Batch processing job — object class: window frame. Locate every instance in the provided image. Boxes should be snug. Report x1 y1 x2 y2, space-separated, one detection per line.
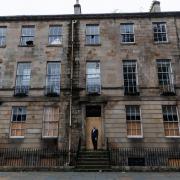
42 106 59 138
126 105 143 138
153 22 168 43
120 23 135 44
45 61 61 96
156 59 175 95
0 26 7 47
15 62 31 96
162 105 180 138
48 25 63 45
10 106 27 138
86 61 101 94
123 60 139 95
85 24 100 45
19 25 35 46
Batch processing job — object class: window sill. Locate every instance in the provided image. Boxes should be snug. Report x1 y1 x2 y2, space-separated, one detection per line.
154 41 170 45
85 44 101 46
18 45 35 47
165 136 180 138
121 42 136 45
127 136 143 139
46 44 62 47
0 45 6 48
10 136 24 139
42 136 58 139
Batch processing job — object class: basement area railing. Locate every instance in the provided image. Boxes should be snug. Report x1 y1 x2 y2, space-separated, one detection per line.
109 147 180 168
0 148 76 168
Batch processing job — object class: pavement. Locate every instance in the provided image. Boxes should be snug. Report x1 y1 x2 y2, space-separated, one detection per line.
0 172 180 180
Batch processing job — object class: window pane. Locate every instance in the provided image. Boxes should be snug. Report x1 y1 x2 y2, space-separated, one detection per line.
153 23 167 42
46 62 61 95
86 25 100 44
0 27 6 46
162 105 179 137
49 26 62 44
20 26 35 45
11 107 26 137
86 62 101 94
121 24 134 43
43 107 59 137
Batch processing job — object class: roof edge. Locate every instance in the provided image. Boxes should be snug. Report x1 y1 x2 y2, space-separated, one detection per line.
0 11 180 21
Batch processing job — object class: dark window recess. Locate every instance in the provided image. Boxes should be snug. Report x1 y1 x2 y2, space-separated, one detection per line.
128 158 145 166
86 106 101 117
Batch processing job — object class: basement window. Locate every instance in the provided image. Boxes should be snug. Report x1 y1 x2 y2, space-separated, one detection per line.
20 25 35 46
162 105 180 137
126 105 142 137
10 107 26 138
48 25 62 45
0 26 7 47
42 107 59 138
85 24 100 45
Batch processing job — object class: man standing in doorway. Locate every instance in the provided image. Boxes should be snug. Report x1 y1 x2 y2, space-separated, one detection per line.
91 127 98 150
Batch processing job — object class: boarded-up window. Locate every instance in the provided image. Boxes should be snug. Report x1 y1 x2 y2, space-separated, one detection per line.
126 105 142 137
42 107 59 138
162 105 179 137
10 107 26 137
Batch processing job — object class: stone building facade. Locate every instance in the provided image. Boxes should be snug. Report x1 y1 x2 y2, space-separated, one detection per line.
0 1 179 150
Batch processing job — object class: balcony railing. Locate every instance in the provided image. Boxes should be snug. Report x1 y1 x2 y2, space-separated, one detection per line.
124 85 139 95
86 75 101 94
160 84 175 96
14 85 30 96
45 85 60 96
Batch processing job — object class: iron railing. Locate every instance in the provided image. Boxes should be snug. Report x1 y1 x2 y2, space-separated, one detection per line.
109 147 180 167
86 75 101 94
159 84 175 96
0 148 76 168
14 85 30 96
124 85 140 95
45 85 60 96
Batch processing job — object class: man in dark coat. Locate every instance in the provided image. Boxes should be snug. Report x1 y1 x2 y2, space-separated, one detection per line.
91 127 98 150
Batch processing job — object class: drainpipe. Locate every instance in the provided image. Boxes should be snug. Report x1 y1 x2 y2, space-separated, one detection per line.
68 19 77 165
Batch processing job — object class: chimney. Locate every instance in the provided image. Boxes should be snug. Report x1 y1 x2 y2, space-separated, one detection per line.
150 1 161 12
74 0 81 14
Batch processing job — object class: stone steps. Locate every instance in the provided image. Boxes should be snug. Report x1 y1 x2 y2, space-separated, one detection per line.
75 150 111 172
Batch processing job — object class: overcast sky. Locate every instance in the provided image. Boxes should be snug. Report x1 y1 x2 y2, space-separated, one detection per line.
0 0 179 16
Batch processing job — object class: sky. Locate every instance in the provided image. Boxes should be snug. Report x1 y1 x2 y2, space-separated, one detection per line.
0 0 179 16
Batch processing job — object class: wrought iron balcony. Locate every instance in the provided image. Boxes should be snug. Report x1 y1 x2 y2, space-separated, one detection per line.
86 76 101 95
14 85 30 96
124 85 140 96
45 85 60 97
160 84 175 96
